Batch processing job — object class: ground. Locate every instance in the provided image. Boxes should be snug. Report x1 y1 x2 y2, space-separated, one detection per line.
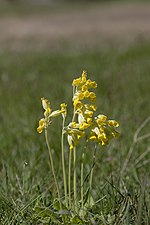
0 2 150 51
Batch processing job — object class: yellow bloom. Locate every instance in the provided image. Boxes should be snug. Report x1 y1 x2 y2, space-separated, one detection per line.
73 99 83 109
84 90 90 98
44 107 51 117
87 117 93 124
37 97 67 134
77 92 85 100
61 103 67 110
72 78 81 86
79 122 90 130
107 120 119 127
68 122 79 128
37 126 44 133
89 92 96 101
86 79 97 89
96 115 107 126
37 118 45 133
82 85 88 92
84 110 93 118
60 103 67 118
91 81 97 89
85 104 97 111
86 79 92 87
66 128 85 149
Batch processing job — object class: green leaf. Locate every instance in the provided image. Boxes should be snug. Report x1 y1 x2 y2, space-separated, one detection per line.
34 206 54 217
53 198 61 211
70 215 84 224
83 188 90 205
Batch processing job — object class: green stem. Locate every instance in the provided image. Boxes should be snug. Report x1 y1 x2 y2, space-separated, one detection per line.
88 145 97 207
45 129 62 209
68 149 72 209
61 117 68 208
73 146 77 211
81 152 84 208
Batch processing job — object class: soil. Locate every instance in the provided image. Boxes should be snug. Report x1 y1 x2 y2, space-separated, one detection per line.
0 2 150 50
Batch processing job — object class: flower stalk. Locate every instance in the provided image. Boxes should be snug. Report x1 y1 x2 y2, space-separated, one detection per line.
73 146 77 212
88 145 97 207
68 149 72 209
45 129 62 209
81 152 85 208
61 116 68 208
37 70 120 220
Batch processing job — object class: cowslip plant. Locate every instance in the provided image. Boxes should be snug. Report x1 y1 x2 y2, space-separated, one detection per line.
36 70 119 224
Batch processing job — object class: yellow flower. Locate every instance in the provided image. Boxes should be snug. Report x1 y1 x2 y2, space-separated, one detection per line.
82 85 88 92
84 90 90 98
96 115 107 126
86 79 92 87
79 122 90 130
73 99 83 109
89 126 108 145
107 120 119 127
44 107 51 117
72 78 81 86
77 92 85 100
91 81 97 89
60 103 67 118
37 126 44 134
87 117 93 124
84 110 93 118
37 97 67 134
37 118 45 133
85 104 97 111
89 92 96 101
66 128 85 149
68 122 79 128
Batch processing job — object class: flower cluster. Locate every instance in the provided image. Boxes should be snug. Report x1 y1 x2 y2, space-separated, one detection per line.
37 97 67 133
89 115 119 146
65 70 119 149
37 71 119 149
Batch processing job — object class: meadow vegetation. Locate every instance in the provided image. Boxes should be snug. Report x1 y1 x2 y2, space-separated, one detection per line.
0 2 150 225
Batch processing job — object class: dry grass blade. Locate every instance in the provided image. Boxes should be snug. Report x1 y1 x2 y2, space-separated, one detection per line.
121 115 150 175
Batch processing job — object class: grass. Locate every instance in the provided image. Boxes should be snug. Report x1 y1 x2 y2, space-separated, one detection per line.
0 40 150 223
0 0 149 17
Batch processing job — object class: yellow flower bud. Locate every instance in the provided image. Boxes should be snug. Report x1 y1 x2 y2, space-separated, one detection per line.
41 97 50 110
81 70 87 83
